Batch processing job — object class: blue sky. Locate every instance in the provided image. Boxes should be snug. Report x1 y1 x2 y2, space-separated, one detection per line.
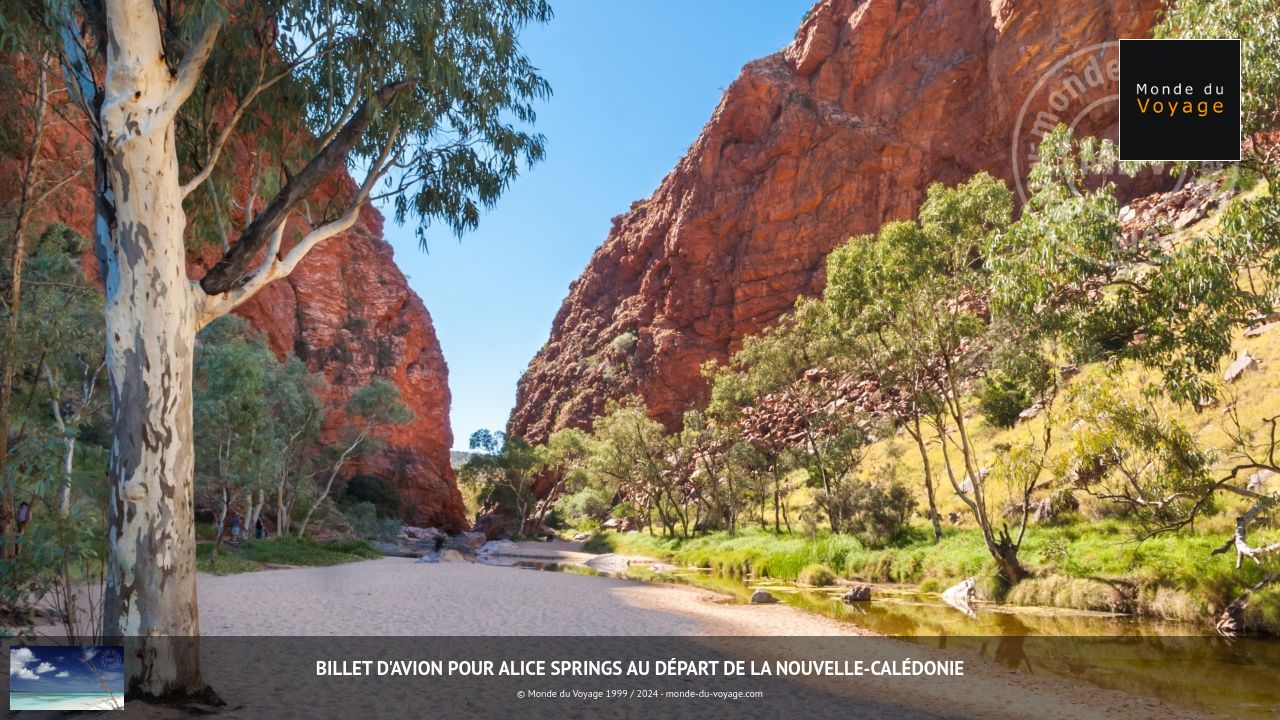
379 1 813 448
9 646 124 694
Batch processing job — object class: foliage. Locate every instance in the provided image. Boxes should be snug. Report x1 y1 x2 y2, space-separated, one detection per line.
340 500 402 541
826 481 917 549
462 430 541 534
797 563 837 587
1057 374 1217 535
1157 0 1280 135
0 225 108 638
976 344 1054 428
558 487 613 528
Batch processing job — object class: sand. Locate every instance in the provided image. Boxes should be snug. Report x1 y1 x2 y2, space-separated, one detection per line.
198 556 856 636
171 555 1217 720
10 551 1217 719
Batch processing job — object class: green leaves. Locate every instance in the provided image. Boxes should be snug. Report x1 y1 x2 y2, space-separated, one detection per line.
993 124 1279 405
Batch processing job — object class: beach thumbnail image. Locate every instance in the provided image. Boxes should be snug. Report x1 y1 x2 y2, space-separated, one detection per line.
9 645 124 711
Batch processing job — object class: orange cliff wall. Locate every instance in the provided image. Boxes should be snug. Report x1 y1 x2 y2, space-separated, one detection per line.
0 63 467 531
510 0 1165 442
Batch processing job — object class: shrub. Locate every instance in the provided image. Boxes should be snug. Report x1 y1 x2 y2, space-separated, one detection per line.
344 475 402 518
342 501 401 540
798 563 837 587
976 351 1053 428
610 331 638 356
827 481 917 549
559 487 613 527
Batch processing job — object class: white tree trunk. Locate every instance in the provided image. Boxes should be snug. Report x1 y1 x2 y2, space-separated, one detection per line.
276 481 290 538
99 0 208 698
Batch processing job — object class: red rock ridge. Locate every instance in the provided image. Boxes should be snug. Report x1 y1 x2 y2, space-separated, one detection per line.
510 0 1164 442
1 60 467 531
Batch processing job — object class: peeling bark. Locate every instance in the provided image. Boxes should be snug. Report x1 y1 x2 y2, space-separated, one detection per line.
97 0 211 700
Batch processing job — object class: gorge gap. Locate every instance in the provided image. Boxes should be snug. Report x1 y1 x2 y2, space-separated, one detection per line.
510 0 1166 443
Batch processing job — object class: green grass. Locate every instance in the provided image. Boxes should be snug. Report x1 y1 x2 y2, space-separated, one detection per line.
196 537 380 575
797 563 837 587
588 522 1278 628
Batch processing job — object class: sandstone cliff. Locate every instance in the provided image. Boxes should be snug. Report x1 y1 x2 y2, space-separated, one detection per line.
511 0 1165 441
1 62 467 531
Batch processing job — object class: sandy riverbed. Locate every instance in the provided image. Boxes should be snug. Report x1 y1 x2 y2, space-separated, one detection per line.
163 555 1213 720
198 556 859 636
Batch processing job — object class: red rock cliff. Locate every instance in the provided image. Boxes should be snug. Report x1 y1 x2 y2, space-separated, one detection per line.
1 62 467 531
510 0 1164 442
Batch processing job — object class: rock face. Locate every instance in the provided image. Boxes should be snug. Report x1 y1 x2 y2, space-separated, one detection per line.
510 0 1164 441
214 201 467 531
0 59 466 531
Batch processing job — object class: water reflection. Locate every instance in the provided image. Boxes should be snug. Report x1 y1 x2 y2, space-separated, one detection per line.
475 555 1280 719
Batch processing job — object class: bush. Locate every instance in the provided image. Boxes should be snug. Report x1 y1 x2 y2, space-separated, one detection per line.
342 501 401 540
976 352 1053 428
610 331 638 356
559 487 613 527
344 475 401 518
611 500 641 522
797 563 837 586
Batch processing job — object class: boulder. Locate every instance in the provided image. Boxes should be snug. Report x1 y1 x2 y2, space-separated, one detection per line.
841 584 872 603
571 532 592 543
1244 321 1280 338
400 525 445 542
1224 351 1257 383
941 577 978 618
450 531 487 551
476 539 519 556
470 511 508 540
750 589 778 605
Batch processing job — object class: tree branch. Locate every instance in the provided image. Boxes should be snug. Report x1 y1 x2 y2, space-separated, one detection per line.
195 123 401 328
198 79 415 295
168 19 222 110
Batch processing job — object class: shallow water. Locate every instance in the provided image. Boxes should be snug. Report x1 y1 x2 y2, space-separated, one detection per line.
477 554 1280 719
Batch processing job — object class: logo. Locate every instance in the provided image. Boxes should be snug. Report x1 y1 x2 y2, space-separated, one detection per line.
1119 39 1241 161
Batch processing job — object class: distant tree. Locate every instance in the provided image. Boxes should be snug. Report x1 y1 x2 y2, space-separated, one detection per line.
263 356 326 538
532 428 591 528
461 430 540 535
706 301 865 533
193 318 275 562
587 401 693 537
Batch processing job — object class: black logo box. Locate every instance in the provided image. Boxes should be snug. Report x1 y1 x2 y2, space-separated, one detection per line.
1119 38 1241 161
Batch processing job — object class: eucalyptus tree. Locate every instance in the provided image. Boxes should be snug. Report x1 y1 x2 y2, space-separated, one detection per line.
296 380 412 538
825 174 1041 584
192 317 276 560
460 429 541 536
705 300 860 533
22 0 550 699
